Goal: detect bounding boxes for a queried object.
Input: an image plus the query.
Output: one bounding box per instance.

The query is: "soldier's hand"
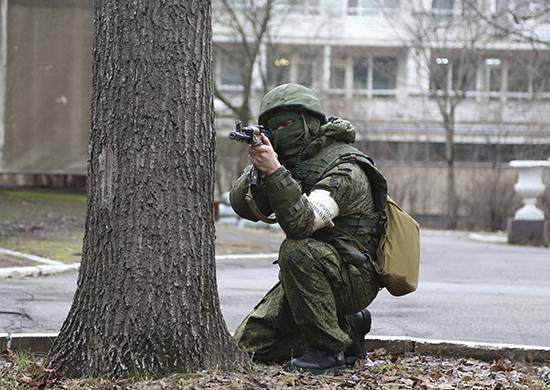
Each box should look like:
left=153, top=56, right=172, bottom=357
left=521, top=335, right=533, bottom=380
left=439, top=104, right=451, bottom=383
left=248, top=134, right=281, bottom=176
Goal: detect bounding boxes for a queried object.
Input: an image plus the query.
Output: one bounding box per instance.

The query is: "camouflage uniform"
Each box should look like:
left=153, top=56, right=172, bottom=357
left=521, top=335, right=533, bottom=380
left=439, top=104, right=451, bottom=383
left=230, top=84, right=387, bottom=362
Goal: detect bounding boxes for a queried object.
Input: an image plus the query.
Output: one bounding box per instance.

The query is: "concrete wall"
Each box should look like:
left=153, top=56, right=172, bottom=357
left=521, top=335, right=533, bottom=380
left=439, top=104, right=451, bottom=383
left=2, top=0, right=91, bottom=173
left=379, top=163, right=550, bottom=230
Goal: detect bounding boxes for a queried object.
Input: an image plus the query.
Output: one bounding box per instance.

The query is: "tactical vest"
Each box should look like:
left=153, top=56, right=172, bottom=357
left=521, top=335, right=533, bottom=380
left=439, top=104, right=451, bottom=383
left=291, top=142, right=388, bottom=266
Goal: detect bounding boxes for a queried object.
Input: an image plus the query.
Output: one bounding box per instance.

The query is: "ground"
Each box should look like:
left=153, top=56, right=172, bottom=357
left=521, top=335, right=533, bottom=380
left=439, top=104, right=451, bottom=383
left=2, top=188, right=550, bottom=388
left=1, top=347, right=548, bottom=390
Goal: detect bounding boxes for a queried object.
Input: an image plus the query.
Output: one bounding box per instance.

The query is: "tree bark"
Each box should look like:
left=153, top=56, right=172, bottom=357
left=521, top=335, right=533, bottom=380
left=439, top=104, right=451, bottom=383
left=46, top=0, right=248, bottom=378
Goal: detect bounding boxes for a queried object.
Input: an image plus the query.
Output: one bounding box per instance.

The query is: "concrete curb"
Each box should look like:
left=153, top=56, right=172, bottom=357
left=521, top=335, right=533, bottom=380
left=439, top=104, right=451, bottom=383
left=0, top=333, right=57, bottom=354
left=0, top=263, right=80, bottom=280
left=0, top=248, right=63, bottom=265
left=468, top=233, right=508, bottom=244
left=365, top=336, right=550, bottom=363
left=2, top=333, right=549, bottom=363
left=0, top=252, right=280, bottom=279
left=0, top=247, right=79, bottom=279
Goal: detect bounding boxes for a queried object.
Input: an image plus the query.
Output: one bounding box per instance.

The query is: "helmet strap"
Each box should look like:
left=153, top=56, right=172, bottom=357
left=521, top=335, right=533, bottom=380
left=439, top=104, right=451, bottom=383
left=301, top=114, right=310, bottom=143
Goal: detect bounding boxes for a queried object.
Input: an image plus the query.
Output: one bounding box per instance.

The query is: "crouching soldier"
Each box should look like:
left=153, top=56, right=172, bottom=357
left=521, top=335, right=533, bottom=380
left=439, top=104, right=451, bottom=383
left=230, top=83, right=388, bottom=374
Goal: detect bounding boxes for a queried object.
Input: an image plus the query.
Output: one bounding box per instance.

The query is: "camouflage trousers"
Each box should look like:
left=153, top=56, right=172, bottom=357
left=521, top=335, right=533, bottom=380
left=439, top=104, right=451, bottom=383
left=233, top=238, right=380, bottom=362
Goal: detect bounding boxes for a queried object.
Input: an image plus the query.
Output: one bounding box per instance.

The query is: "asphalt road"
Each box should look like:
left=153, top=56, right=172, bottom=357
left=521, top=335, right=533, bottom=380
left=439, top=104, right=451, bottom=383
left=1, top=230, right=549, bottom=347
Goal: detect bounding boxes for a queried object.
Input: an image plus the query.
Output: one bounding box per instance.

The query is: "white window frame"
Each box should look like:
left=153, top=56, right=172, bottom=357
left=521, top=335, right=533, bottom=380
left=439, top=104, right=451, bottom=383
left=346, top=0, right=401, bottom=17
left=431, top=0, right=455, bottom=18
left=328, top=53, right=398, bottom=98
left=284, top=0, right=322, bottom=16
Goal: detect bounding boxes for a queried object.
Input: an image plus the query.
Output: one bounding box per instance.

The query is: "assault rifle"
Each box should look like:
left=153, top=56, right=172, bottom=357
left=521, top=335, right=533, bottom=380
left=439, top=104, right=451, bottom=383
left=229, top=121, right=273, bottom=188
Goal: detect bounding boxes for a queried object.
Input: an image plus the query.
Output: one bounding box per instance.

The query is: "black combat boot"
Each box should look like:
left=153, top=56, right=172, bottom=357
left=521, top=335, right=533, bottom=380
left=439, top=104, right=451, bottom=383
left=344, top=308, right=372, bottom=365
left=288, top=349, right=345, bottom=374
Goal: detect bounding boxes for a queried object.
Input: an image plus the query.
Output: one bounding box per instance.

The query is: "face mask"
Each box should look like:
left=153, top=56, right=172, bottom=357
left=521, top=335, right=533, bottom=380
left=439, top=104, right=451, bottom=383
left=267, top=111, right=307, bottom=166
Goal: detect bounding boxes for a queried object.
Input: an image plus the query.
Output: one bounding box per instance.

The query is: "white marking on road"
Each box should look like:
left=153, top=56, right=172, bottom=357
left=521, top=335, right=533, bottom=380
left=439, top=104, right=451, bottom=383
left=0, top=248, right=63, bottom=265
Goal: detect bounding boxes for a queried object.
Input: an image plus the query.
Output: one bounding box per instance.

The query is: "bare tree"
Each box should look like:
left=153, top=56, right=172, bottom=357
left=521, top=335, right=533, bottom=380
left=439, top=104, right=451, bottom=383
left=212, top=0, right=279, bottom=125
left=211, top=0, right=325, bottom=194
left=466, top=0, right=550, bottom=47
left=46, top=0, right=248, bottom=378
left=401, top=2, right=492, bottom=228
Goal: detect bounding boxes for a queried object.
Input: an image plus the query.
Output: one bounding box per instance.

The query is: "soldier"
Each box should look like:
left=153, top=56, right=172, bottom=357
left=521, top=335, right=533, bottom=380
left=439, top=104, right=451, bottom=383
left=230, top=83, right=388, bottom=373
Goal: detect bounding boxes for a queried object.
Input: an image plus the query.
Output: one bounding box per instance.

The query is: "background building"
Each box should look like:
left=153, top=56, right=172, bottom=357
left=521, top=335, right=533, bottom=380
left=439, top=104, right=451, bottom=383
left=0, top=0, right=548, bottom=228
left=213, top=0, right=550, bottom=228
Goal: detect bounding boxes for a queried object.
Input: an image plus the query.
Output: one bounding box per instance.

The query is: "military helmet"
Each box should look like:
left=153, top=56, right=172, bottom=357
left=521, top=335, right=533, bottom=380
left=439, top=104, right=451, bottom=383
left=258, top=83, right=326, bottom=127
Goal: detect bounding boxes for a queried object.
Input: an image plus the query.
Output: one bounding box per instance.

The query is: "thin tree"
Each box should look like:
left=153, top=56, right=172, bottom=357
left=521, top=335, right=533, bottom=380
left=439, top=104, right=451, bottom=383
left=402, top=2, right=490, bottom=228
left=213, top=0, right=276, bottom=125
left=466, top=0, right=550, bottom=48
left=46, top=0, right=248, bottom=378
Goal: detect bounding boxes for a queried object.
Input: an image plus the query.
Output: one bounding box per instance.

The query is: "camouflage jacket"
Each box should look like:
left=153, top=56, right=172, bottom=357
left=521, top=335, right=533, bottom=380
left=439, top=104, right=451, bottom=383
left=230, top=117, right=387, bottom=266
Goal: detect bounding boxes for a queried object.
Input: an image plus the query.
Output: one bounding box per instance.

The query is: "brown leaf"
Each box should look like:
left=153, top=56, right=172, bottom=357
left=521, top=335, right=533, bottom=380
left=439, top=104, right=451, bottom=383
left=412, top=378, right=427, bottom=389
left=490, top=359, right=513, bottom=372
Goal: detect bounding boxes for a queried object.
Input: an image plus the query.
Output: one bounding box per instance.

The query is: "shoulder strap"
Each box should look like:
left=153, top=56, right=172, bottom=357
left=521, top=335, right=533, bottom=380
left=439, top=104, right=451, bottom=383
left=318, top=146, right=388, bottom=213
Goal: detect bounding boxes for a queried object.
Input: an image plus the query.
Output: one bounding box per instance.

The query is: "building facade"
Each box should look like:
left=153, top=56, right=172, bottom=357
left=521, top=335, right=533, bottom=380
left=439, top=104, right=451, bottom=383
left=0, top=0, right=548, bottom=227
left=213, top=0, right=550, bottom=162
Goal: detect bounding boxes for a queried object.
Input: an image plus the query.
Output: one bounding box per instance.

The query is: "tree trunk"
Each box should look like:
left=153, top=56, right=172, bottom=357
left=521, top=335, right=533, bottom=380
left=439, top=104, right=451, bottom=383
left=444, top=116, right=458, bottom=229
left=46, top=0, right=248, bottom=378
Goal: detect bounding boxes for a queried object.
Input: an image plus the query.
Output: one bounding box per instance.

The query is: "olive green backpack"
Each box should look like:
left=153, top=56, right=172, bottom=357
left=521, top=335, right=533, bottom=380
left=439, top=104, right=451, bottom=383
left=375, top=196, right=420, bottom=296
left=328, top=147, right=421, bottom=296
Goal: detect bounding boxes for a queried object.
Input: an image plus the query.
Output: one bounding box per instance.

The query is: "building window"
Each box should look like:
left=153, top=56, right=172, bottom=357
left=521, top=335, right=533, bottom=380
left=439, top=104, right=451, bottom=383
left=451, top=60, right=477, bottom=92
left=286, top=0, right=321, bottom=16
left=430, top=56, right=477, bottom=94
left=430, top=57, right=450, bottom=91
left=267, top=50, right=291, bottom=87
left=532, top=59, right=550, bottom=93
left=331, top=62, right=347, bottom=89
left=347, top=0, right=400, bottom=16
left=507, top=58, right=530, bottom=93
left=432, top=0, right=454, bottom=17
left=331, top=54, right=398, bottom=95
left=267, top=47, right=321, bottom=89
left=383, top=0, right=400, bottom=14
left=353, top=56, right=369, bottom=89
left=217, top=51, right=243, bottom=89
left=484, top=58, right=502, bottom=93
left=373, top=57, right=397, bottom=90
left=296, top=54, right=317, bottom=88
left=347, top=0, right=359, bottom=15
left=461, top=0, right=480, bottom=15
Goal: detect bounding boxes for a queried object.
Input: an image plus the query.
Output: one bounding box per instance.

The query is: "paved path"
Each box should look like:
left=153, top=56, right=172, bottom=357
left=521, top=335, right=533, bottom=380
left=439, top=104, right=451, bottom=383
left=1, top=230, right=549, bottom=347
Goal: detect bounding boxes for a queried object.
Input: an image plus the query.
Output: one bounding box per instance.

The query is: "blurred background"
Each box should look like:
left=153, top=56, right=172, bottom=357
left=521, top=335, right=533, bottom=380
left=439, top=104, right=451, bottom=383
left=0, top=0, right=549, bottom=231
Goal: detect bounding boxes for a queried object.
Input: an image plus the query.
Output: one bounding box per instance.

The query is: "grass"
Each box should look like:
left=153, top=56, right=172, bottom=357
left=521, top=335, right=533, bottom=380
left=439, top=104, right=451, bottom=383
left=0, top=235, right=84, bottom=264
left=0, top=189, right=86, bottom=205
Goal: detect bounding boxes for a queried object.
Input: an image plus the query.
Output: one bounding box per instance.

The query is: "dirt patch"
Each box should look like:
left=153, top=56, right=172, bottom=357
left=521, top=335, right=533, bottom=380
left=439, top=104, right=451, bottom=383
left=1, top=348, right=548, bottom=389
left=0, top=189, right=86, bottom=241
